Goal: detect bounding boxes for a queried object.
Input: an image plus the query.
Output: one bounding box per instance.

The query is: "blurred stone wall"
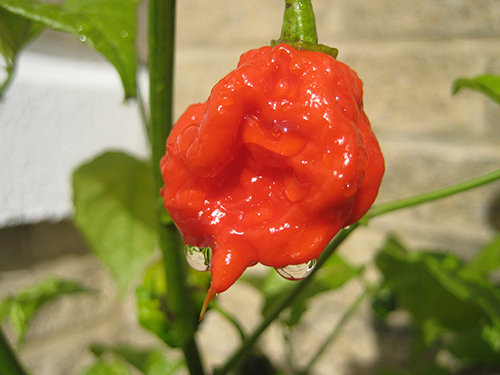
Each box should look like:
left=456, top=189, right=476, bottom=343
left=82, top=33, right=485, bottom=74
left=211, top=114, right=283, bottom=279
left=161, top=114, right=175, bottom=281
left=1, top=1, right=499, bottom=374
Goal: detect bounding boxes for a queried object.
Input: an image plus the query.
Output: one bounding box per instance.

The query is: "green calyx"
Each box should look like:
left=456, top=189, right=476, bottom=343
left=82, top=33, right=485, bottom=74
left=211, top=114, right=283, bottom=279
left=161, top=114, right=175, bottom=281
left=271, top=39, right=339, bottom=59
left=272, top=0, right=339, bottom=59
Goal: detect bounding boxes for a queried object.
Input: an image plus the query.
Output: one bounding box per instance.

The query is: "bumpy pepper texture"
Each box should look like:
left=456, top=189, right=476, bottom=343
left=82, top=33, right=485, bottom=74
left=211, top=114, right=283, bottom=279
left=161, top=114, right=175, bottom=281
left=160, top=43, right=384, bottom=299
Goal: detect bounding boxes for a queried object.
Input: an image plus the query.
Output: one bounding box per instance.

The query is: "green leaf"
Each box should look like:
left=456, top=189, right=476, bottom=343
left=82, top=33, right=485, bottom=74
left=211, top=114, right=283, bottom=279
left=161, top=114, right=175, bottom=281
left=0, top=7, right=43, bottom=97
left=0, top=277, right=92, bottom=345
left=135, top=260, right=210, bottom=348
left=0, top=328, right=30, bottom=375
left=462, top=232, right=500, bottom=277
left=79, top=359, right=132, bottom=375
left=453, top=74, right=500, bottom=105
left=446, top=323, right=500, bottom=366
left=0, top=0, right=139, bottom=99
left=136, top=261, right=179, bottom=348
left=73, top=151, right=158, bottom=295
left=90, top=343, right=185, bottom=375
left=375, top=236, right=500, bottom=357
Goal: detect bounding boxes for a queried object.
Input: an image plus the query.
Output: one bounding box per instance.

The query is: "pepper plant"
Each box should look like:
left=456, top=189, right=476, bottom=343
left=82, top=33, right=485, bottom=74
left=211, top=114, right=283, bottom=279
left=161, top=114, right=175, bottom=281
left=1, top=1, right=500, bottom=375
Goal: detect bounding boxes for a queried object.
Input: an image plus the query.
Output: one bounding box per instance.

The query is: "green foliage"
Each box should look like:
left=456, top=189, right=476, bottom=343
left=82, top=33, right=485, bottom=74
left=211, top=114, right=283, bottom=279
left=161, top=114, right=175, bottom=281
left=462, top=232, right=500, bottom=276
left=0, top=7, right=43, bottom=97
left=0, top=277, right=92, bottom=345
left=453, top=74, right=500, bottom=105
left=88, top=343, right=185, bottom=375
left=79, top=359, right=132, bottom=375
left=0, top=0, right=139, bottom=99
left=136, top=260, right=210, bottom=348
left=73, top=151, right=158, bottom=295
left=374, top=235, right=500, bottom=373
left=136, top=260, right=180, bottom=348
left=244, top=253, right=362, bottom=327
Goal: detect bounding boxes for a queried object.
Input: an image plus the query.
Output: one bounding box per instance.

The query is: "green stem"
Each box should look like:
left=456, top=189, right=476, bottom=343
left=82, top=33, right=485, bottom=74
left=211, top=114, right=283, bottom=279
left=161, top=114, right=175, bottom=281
left=298, top=290, right=368, bottom=375
left=367, top=168, right=500, bottom=219
left=148, top=1, right=205, bottom=374
left=0, top=328, right=29, bottom=375
left=213, top=302, right=247, bottom=341
left=135, top=80, right=151, bottom=146
left=272, top=0, right=338, bottom=58
left=280, top=0, right=318, bottom=44
left=214, top=225, right=358, bottom=375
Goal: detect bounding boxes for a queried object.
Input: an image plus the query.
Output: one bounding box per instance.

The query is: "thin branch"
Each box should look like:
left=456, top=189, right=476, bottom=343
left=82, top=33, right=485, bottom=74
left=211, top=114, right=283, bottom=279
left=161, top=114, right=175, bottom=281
left=367, top=168, right=500, bottom=220
left=298, top=290, right=369, bottom=375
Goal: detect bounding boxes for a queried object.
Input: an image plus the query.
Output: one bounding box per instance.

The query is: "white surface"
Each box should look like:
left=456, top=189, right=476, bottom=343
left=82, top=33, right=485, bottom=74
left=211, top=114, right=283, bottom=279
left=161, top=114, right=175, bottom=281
left=0, top=46, right=149, bottom=227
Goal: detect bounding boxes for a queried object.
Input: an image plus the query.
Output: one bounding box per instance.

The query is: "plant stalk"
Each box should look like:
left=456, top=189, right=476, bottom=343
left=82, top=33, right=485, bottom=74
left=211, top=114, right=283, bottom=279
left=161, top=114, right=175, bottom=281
left=148, top=0, right=204, bottom=374
left=280, top=0, right=318, bottom=44
left=367, top=168, right=500, bottom=219
left=298, top=290, right=369, bottom=375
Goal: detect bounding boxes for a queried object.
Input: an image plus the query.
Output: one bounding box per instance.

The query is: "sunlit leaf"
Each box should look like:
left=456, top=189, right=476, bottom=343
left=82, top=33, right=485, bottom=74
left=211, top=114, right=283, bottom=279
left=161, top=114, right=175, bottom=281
left=90, top=343, right=185, bottom=375
left=0, top=277, right=92, bottom=345
left=0, top=0, right=139, bottom=99
left=453, top=74, right=500, bottom=105
left=79, top=359, right=131, bottom=375
left=136, top=261, right=179, bottom=348
left=73, top=151, right=158, bottom=294
left=0, top=7, right=43, bottom=97
left=462, top=232, right=500, bottom=277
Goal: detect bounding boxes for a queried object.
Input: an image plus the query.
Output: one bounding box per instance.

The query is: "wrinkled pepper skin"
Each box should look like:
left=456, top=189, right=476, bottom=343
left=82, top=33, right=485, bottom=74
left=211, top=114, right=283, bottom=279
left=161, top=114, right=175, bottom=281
left=160, top=43, right=384, bottom=296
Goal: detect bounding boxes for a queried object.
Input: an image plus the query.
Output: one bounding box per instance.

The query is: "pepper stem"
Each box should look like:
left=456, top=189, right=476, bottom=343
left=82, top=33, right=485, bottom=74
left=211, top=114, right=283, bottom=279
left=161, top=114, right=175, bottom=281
left=280, top=0, right=318, bottom=44
left=272, top=0, right=339, bottom=59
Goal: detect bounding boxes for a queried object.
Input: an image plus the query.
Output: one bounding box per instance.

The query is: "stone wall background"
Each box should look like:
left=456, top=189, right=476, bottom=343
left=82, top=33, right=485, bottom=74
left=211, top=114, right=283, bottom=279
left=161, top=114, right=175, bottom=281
left=1, top=1, right=500, bottom=374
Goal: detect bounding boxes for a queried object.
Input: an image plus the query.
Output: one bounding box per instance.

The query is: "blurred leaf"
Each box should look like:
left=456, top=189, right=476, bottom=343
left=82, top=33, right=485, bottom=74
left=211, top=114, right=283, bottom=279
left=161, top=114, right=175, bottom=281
left=90, top=343, right=185, bottom=375
left=0, top=277, right=92, bottom=345
left=0, top=0, right=139, bottom=99
left=244, top=253, right=361, bottom=327
left=136, top=261, right=179, bottom=348
left=371, top=287, right=397, bottom=319
left=73, top=151, right=158, bottom=295
left=462, top=232, right=500, bottom=277
left=0, top=327, right=32, bottom=375
left=376, top=363, right=450, bottom=375
left=453, top=74, right=500, bottom=105
left=446, top=323, right=500, bottom=366
left=0, top=7, right=43, bottom=97
left=375, top=235, right=500, bottom=358
left=136, top=260, right=210, bottom=348
left=79, top=359, right=132, bottom=375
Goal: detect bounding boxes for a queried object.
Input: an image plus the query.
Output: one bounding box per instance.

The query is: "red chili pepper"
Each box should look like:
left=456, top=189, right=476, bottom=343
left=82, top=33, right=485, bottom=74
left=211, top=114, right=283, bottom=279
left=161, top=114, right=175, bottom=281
left=160, top=1, right=384, bottom=319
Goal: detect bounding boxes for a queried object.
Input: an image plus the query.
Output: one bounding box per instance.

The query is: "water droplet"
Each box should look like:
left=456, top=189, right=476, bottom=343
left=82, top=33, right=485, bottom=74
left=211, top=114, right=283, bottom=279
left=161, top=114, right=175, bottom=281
left=75, top=24, right=83, bottom=32
left=342, top=181, right=357, bottom=197
left=79, top=34, right=87, bottom=42
left=120, top=30, right=129, bottom=38
left=185, top=245, right=211, bottom=271
left=276, top=258, right=317, bottom=280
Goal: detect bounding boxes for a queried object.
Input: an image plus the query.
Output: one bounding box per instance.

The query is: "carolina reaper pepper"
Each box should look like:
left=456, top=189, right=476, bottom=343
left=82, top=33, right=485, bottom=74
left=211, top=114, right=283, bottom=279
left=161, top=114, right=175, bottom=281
left=160, top=1, right=384, bottom=318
